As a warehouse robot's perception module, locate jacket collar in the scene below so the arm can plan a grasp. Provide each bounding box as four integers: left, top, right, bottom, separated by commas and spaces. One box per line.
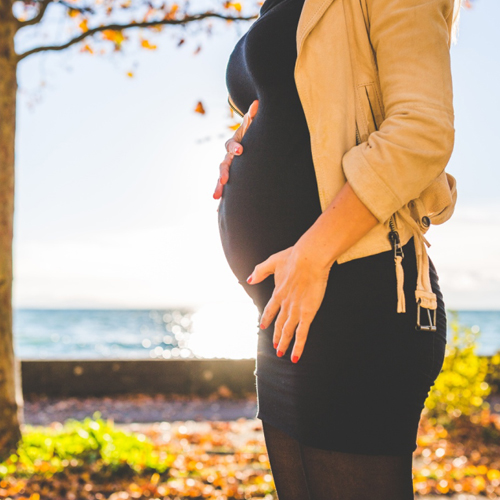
297, 0, 336, 56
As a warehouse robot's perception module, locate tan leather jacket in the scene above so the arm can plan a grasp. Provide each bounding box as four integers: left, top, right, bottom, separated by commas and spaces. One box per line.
228, 0, 458, 324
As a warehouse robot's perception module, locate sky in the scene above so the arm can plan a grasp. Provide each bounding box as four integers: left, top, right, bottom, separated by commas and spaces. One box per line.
12, 0, 500, 311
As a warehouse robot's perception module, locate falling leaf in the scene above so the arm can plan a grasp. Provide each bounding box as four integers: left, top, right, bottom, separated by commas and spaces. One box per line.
194, 101, 205, 114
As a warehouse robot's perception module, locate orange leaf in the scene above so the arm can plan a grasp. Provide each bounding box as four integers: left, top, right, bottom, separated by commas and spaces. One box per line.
81, 44, 93, 54
165, 3, 179, 20
79, 19, 88, 32
227, 2, 242, 11
140, 39, 157, 50
194, 101, 206, 114
126, 71, 134, 78
102, 29, 125, 45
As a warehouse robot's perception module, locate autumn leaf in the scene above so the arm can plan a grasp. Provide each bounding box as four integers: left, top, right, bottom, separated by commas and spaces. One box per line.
126, 71, 134, 78
226, 2, 242, 12
81, 44, 93, 54
194, 101, 205, 114
79, 19, 89, 32
164, 3, 179, 20
229, 123, 240, 131
102, 29, 125, 46
140, 39, 157, 50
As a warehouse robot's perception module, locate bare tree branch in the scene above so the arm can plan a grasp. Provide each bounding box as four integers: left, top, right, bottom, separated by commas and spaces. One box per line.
17, 0, 52, 28
56, 0, 94, 15
17, 12, 257, 61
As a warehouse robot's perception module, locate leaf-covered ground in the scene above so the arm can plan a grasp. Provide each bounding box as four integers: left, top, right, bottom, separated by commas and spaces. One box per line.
1, 393, 500, 499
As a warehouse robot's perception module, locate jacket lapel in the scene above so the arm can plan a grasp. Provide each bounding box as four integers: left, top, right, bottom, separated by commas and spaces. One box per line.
297, 0, 336, 57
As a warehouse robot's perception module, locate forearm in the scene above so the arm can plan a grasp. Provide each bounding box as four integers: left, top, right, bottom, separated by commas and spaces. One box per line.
294, 182, 379, 270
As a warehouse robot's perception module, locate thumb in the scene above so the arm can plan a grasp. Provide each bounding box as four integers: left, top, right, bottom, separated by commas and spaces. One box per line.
247, 254, 277, 285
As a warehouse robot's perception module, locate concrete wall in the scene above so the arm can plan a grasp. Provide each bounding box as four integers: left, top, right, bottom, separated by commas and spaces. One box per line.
21, 359, 257, 397
20, 356, 500, 398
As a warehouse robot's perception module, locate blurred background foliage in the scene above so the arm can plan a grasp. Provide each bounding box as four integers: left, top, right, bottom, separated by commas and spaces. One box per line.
425, 310, 500, 422
0, 316, 499, 498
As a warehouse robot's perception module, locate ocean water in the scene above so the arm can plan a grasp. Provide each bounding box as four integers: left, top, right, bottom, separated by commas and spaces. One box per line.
13, 307, 500, 360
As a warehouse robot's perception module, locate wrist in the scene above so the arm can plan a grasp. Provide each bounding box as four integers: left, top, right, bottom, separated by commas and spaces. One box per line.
293, 229, 338, 273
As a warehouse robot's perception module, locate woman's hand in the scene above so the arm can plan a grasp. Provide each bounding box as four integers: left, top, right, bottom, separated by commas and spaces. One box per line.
213, 99, 259, 200
246, 242, 331, 363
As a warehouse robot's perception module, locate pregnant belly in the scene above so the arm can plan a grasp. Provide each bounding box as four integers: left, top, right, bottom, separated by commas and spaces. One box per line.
217, 120, 322, 284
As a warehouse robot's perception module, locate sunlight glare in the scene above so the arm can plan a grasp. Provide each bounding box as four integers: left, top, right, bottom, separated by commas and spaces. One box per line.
190, 300, 259, 359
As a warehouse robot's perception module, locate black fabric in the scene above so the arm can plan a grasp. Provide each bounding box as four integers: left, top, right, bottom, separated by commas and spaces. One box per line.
262, 420, 415, 500
219, 0, 447, 458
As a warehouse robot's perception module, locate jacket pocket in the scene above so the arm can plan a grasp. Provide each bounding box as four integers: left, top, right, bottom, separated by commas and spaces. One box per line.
357, 82, 385, 137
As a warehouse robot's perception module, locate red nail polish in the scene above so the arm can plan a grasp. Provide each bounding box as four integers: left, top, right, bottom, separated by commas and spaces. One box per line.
261, 323, 266, 330
273, 342, 277, 348
292, 355, 299, 363
247, 275, 253, 284
277, 350, 283, 357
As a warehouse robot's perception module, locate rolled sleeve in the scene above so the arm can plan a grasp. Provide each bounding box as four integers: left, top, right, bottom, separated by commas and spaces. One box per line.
341, 0, 456, 225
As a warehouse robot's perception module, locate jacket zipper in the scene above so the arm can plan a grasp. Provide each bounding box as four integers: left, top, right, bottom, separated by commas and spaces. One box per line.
388, 214, 403, 259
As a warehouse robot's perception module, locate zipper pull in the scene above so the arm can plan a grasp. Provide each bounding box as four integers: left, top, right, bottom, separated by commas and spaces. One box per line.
388, 229, 404, 259
388, 217, 406, 313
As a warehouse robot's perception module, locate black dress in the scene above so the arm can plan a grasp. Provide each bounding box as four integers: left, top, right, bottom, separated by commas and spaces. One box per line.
218, 0, 448, 456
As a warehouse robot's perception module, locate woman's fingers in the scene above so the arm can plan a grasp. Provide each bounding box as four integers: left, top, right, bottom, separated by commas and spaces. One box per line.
214, 100, 259, 200
213, 138, 241, 200
219, 151, 234, 184
235, 99, 259, 140
248, 99, 259, 119
290, 319, 311, 362
259, 292, 281, 331
225, 139, 243, 155
213, 150, 238, 199
247, 251, 280, 285
274, 307, 300, 356
213, 178, 224, 200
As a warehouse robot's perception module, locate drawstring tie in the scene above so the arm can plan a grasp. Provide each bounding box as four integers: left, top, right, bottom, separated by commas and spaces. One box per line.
391, 209, 438, 331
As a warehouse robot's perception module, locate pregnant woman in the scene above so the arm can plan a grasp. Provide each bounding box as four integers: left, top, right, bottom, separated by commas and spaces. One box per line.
214, 0, 459, 498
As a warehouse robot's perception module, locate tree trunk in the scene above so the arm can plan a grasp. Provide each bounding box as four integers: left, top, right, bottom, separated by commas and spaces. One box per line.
0, 11, 23, 460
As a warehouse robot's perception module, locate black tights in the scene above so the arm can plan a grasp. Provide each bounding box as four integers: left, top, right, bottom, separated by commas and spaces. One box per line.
262, 420, 415, 500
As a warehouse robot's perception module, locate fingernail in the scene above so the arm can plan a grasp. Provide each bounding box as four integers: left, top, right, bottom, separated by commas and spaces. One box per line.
234, 146, 241, 154
277, 350, 283, 357
292, 355, 299, 363
273, 342, 277, 348
261, 323, 266, 330
246, 275, 253, 284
